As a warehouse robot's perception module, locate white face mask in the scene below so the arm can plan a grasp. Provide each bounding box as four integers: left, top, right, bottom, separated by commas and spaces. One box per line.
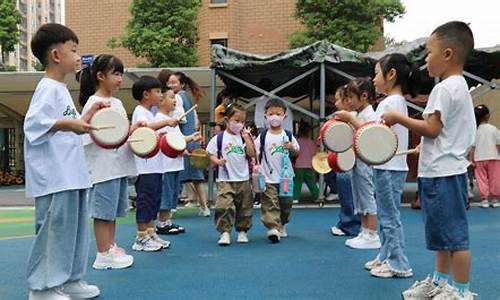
267, 115, 283, 127
228, 120, 244, 134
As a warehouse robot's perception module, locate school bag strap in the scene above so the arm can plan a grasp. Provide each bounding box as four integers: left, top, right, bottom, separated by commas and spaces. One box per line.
215, 131, 224, 179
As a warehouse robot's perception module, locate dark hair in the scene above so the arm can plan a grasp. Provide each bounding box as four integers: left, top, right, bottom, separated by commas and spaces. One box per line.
335, 85, 347, 100
432, 21, 474, 65
216, 88, 228, 106
171, 72, 203, 103
224, 102, 246, 119
264, 98, 287, 113
474, 104, 489, 127
378, 53, 421, 97
346, 78, 376, 102
31, 23, 79, 67
298, 119, 311, 137
78, 54, 124, 107
132, 76, 161, 101
157, 69, 174, 93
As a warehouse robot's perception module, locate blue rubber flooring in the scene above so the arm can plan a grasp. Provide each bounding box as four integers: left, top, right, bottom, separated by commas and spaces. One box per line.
1, 207, 499, 299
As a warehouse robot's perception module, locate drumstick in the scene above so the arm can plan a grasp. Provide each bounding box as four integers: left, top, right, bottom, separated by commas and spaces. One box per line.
128, 138, 144, 143
177, 104, 198, 121
93, 125, 116, 130
395, 148, 419, 156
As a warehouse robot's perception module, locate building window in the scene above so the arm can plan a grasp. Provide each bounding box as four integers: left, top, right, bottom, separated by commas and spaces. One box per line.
211, 39, 228, 48
7, 128, 16, 170
210, 0, 227, 3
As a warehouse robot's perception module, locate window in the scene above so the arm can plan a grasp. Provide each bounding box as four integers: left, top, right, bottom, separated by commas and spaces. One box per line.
211, 39, 228, 48
210, 0, 227, 3
7, 128, 16, 170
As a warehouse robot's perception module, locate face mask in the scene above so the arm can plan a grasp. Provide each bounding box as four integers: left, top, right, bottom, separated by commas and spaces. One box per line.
229, 120, 244, 134
267, 115, 283, 127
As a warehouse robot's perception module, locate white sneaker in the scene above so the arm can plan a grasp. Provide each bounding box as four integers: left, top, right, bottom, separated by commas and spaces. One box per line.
345, 231, 380, 249
199, 207, 211, 217
491, 200, 500, 208
402, 276, 437, 300
325, 193, 338, 201
370, 261, 413, 278
330, 226, 346, 236
150, 234, 171, 249
267, 228, 281, 243
132, 236, 162, 252
364, 257, 382, 270
432, 285, 477, 300
279, 226, 288, 238
218, 232, 231, 246
292, 199, 299, 204
29, 287, 70, 300
237, 231, 249, 243
184, 201, 199, 208
92, 251, 134, 270
61, 280, 100, 299
480, 199, 489, 208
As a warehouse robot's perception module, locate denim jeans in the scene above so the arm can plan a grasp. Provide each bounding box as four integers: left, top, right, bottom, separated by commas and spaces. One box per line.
335, 171, 361, 236
324, 171, 337, 195
374, 169, 411, 272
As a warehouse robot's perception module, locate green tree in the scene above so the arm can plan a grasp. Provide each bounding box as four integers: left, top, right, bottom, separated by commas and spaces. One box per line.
117, 0, 201, 67
290, 0, 405, 52
0, 0, 22, 64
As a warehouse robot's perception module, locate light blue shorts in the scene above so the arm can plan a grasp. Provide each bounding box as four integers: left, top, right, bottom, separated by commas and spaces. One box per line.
90, 177, 129, 221
351, 159, 377, 215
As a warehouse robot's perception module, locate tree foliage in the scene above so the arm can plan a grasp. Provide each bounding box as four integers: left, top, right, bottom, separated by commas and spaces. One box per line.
290, 0, 405, 52
0, 0, 22, 63
119, 0, 201, 67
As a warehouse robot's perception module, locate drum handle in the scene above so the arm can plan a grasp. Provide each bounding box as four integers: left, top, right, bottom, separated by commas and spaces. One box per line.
395, 148, 419, 156
128, 138, 144, 143
177, 104, 198, 122
93, 125, 116, 130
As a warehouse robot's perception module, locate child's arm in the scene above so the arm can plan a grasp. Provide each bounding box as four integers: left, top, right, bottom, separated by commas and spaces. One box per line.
185, 131, 202, 143
468, 147, 475, 166
383, 111, 443, 138
209, 154, 226, 166
242, 127, 256, 158
52, 100, 110, 134
284, 136, 300, 157
147, 118, 179, 131
334, 110, 364, 129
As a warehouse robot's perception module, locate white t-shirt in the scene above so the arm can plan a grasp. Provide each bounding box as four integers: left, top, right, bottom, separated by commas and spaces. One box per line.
474, 123, 500, 161
81, 95, 137, 184
154, 112, 184, 172
357, 104, 376, 123
419, 75, 476, 178
254, 130, 300, 184
24, 78, 92, 198
254, 96, 294, 132
207, 131, 250, 182
374, 95, 409, 171
131, 105, 163, 174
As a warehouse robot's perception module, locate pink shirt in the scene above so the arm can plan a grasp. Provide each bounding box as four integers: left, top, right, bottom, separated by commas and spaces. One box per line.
295, 137, 317, 168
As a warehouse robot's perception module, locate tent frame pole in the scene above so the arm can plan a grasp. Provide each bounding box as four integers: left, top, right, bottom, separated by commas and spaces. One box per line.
208, 68, 217, 202
318, 63, 326, 206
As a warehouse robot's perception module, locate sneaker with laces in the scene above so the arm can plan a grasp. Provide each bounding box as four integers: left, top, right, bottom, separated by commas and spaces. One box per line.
172, 223, 186, 233
199, 207, 211, 217
364, 257, 382, 270
330, 226, 346, 236
237, 231, 248, 243
346, 231, 381, 249
279, 226, 288, 238
267, 228, 281, 243
402, 276, 437, 300
29, 287, 70, 300
184, 201, 199, 208
325, 193, 338, 201
491, 200, 500, 208
432, 285, 477, 300
345, 231, 364, 247
156, 224, 180, 235
150, 234, 170, 249
61, 280, 100, 299
132, 236, 162, 252
370, 261, 413, 278
109, 243, 126, 255
92, 251, 134, 270
218, 232, 231, 246
480, 199, 489, 208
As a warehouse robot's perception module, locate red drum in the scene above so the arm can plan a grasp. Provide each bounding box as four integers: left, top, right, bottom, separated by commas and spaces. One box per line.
353, 122, 398, 165
327, 148, 355, 172
320, 119, 354, 153
159, 132, 186, 158
89, 108, 130, 149
128, 127, 160, 158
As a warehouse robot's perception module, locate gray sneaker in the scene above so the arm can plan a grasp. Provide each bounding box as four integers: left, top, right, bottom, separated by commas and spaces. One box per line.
132, 236, 162, 252
431, 285, 477, 300
402, 276, 437, 300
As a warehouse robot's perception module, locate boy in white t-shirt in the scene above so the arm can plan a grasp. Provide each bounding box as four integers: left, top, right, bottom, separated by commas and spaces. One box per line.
207, 103, 256, 246
254, 99, 299, 243
25, 24, 108, 300
384, 21, 476, 299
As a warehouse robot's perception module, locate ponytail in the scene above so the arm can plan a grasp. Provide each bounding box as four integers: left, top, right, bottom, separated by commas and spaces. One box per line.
378, 53, 422, 97
78, 66, 95, 107
173, 71, 204, 103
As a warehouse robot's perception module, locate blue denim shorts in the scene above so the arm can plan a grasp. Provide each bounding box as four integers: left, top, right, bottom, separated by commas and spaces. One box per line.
418, 173, 469, 251
161, 171, 181, 210
351, 159, 377, 215
90, 177, 129, 221
135, 173, 162, 223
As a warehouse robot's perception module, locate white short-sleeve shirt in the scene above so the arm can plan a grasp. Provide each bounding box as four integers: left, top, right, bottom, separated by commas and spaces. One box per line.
474, 123, 500, 161
254, 130, 300, 184
418, 75, 476, 178
131, 105, 163, 174
206, 131, 250, 182
81, 95, 137, 184
154, 112, 184, 173
24, 78, 92, 198
374, 95, 409, 171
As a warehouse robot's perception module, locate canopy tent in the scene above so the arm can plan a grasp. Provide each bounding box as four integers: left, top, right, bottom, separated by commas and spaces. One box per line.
207, 40, 500, 203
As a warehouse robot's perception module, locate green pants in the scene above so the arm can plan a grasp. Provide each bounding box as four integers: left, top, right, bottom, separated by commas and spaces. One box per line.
293, 168, 319, 200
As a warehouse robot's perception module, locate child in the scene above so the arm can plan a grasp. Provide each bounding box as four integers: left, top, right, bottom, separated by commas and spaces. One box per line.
330, 85, 361, 237
254, 99, 300, 243
25, 23, 107, 300
293, 120, 319, 203
383, 21, 476, 299
335, 78, 381, 249
366, 53, 418, 278
79, 54, 135, 269
154, 87, 201, 235
207, 103, 256, 246
470, 104, 500, 208
131, 76, 178, 252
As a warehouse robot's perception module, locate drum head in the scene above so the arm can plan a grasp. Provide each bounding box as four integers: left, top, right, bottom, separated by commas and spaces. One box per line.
323, 122, 353, 153
337, 148, 355, 171
129, 127, 158, 157
355, 124, 398, 165
166, 132, 187, 151
90, 108, 129, 147
190, 149, 210, 169
312, 152, 331, 174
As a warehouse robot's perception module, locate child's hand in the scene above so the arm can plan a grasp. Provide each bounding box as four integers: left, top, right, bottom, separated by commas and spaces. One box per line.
284, 141, 295, 151
165, 119, 179, 127
334, 110, 354, 123
81, 100, 111, 123
190, 131, 203, 142
130, 121, 147, 132
241, 127, 253, 140
214, 158, 226, 166
381, 111, 402, 126
67, 119, 96, 134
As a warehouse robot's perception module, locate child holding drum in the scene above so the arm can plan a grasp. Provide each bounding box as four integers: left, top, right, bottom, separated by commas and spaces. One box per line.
206, 103, 256, 246
79, 54, 136, 270
335, 78, 381, 249
365, 53, 420, 278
